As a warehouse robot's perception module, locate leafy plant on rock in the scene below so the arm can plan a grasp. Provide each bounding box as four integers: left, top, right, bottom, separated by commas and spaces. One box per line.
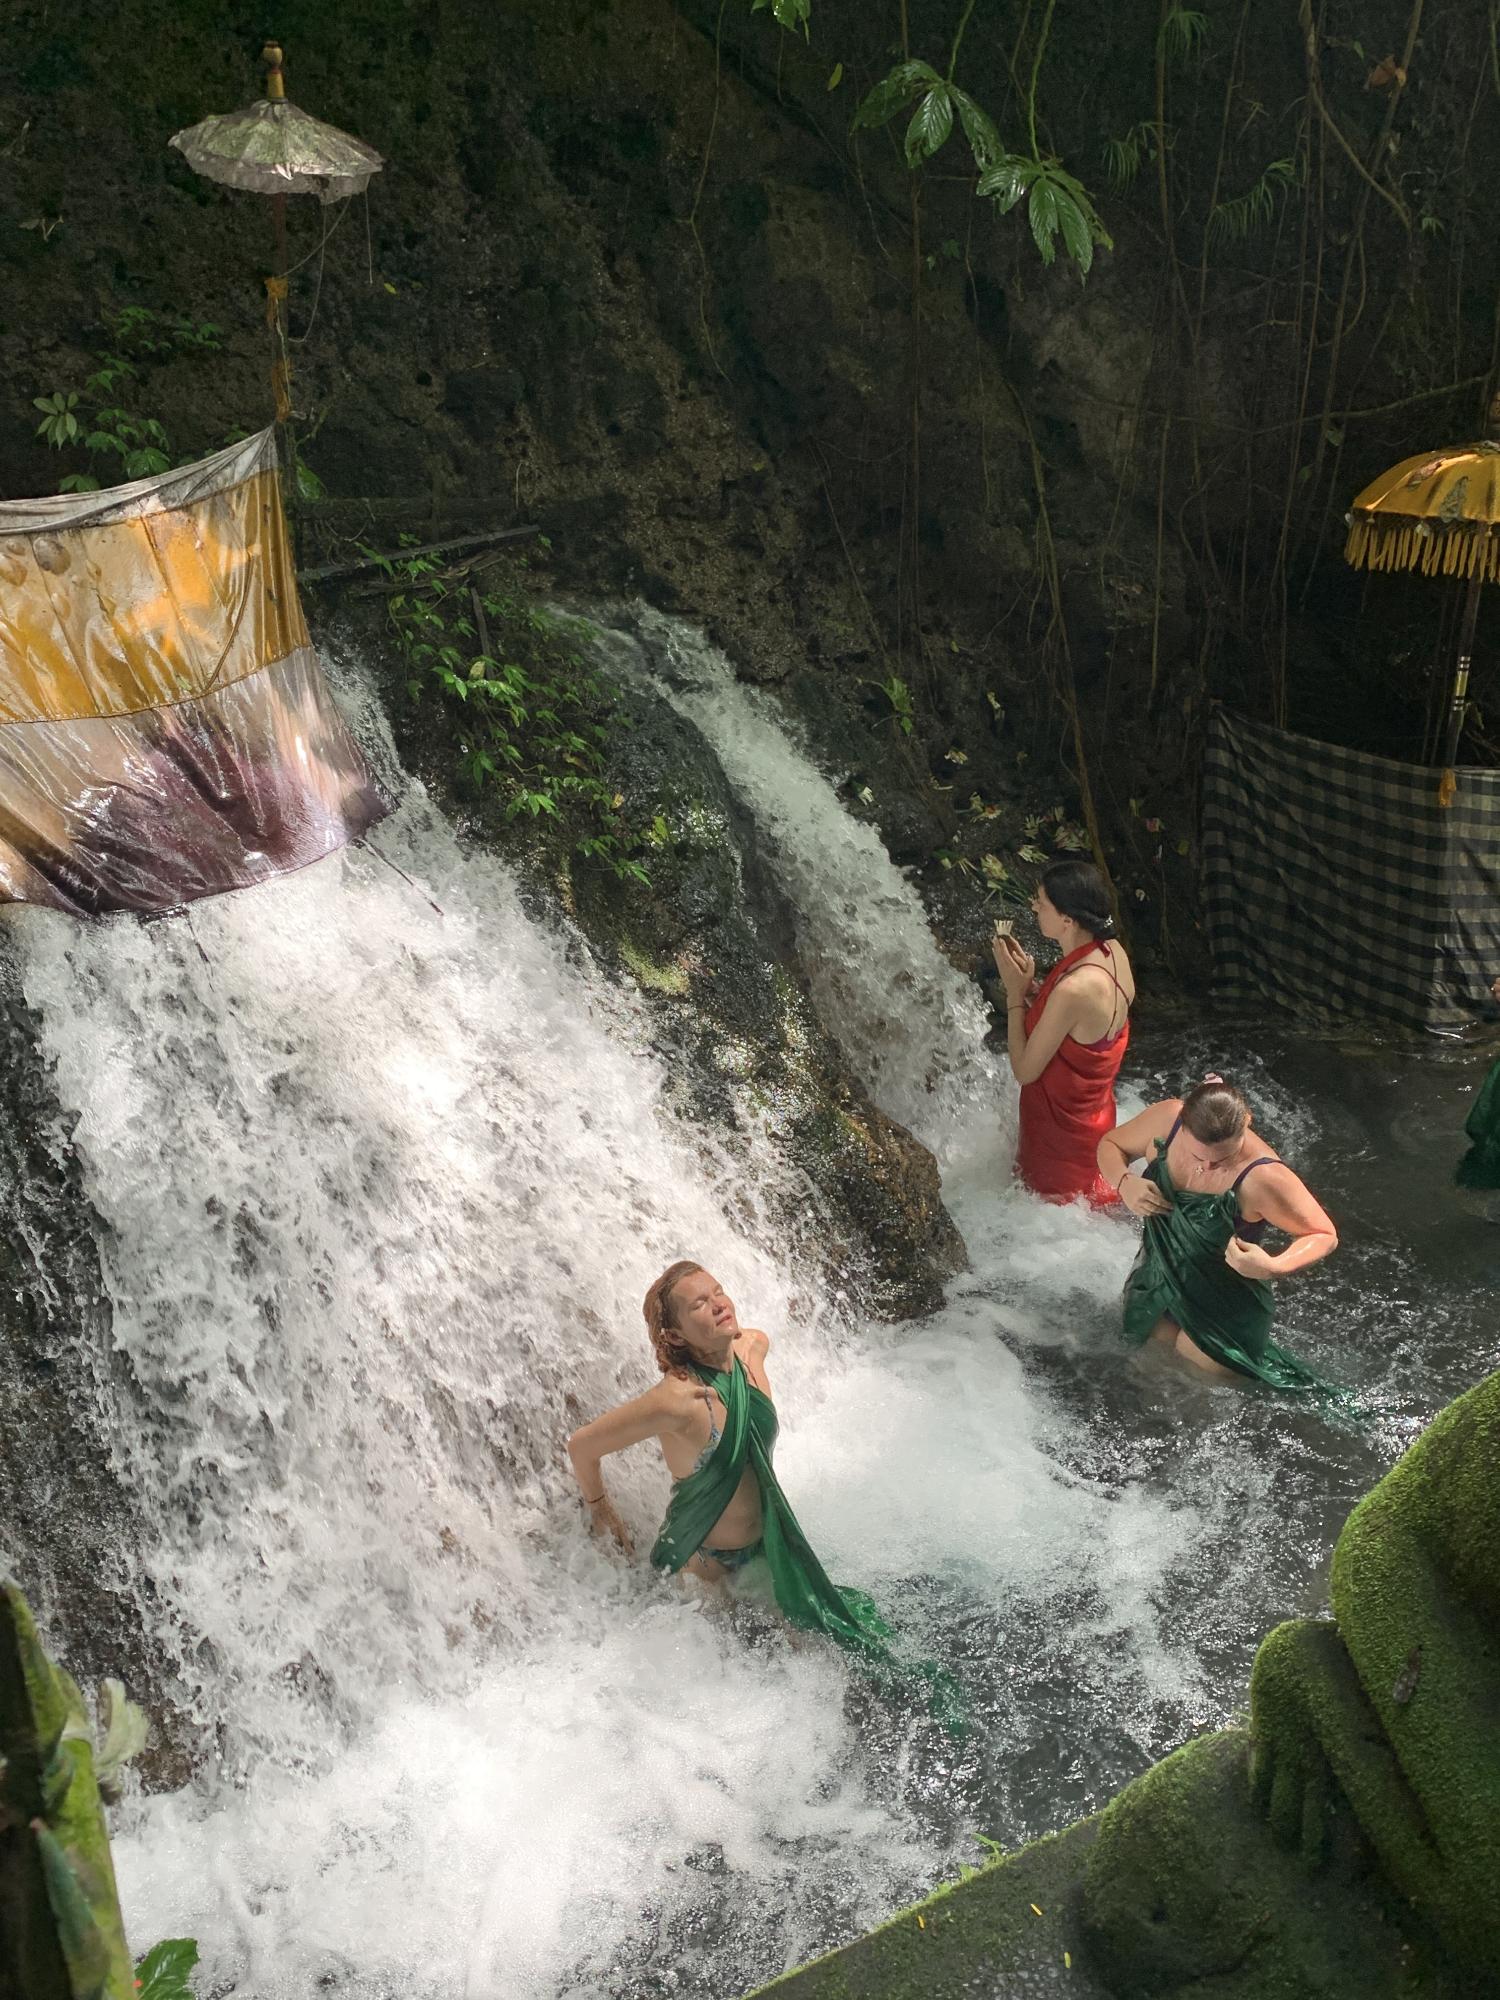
31, 305, 222, 491
373, 545, 649, 884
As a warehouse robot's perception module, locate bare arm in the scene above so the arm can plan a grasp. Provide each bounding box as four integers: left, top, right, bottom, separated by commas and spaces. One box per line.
1008, 976, 1088, 1085
1098, 1099, 1178, 1216
567, 1382, 683, 1552
1225, 1166, 1339, 1281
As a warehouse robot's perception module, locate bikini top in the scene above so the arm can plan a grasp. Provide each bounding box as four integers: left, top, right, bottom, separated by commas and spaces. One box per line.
688, 1400, 722, 1476
1160, 1112, 1278, 1242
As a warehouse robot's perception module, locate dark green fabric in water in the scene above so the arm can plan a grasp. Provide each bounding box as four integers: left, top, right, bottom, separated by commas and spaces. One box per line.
1457, 1057, 1500, 1189
1121, 1138, 1338, 1395
650, 1360, 963, 1727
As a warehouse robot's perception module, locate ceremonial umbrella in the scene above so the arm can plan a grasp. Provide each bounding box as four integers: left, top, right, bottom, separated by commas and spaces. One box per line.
169, 43, 383, 473
1344, 397, 1500, 804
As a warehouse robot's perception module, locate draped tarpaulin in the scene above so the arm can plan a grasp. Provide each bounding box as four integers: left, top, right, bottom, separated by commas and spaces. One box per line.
1202, 706, 1500, 1035
0, 429, 386, 916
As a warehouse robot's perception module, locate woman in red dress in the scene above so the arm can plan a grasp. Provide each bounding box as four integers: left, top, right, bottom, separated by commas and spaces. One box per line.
992, 860, 1135, 1205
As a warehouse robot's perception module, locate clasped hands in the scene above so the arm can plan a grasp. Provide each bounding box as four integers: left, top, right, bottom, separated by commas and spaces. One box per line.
993, 930, 1037, 1002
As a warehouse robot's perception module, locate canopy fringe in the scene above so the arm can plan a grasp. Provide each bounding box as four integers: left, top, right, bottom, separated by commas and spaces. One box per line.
1344, 517, 1500, 583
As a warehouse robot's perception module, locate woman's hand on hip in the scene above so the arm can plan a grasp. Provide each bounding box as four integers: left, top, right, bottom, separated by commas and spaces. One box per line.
1119, 1173, 1171, 1219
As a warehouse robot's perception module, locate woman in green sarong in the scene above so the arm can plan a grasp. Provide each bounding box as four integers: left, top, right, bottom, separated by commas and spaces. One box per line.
1097, 1080, 1340, 1389
566, 1261, 905, 1667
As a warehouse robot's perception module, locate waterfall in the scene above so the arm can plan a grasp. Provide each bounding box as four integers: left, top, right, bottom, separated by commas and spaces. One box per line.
591, 606, 1008, 1176
3, 622, 1349, 1998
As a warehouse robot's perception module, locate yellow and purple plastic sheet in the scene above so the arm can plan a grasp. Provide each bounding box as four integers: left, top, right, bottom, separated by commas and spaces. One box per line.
0, 430, 386, 915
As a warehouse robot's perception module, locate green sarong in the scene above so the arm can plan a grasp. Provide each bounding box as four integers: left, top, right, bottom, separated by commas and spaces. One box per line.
650, 1360, 963, 1725
1457, 1057, 1500, 1189
1121, 1137, 1335, 1394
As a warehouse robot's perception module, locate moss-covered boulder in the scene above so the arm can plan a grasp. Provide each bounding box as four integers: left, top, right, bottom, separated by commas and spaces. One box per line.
1245, 1371, 1500, 1977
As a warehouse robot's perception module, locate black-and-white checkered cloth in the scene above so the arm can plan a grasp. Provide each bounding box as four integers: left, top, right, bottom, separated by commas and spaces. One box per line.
1202, 705, 1500, 1034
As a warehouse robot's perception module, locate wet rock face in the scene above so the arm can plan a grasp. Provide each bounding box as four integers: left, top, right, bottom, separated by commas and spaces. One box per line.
568, 676, 967, 1321
0, 966, 195, 1787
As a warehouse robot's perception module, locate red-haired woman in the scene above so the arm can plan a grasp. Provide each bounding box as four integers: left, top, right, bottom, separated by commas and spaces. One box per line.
567, 1261, 900, 1662
992, 859, 1135, 1205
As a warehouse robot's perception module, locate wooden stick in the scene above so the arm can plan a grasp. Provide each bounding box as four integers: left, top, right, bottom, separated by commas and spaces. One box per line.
300, 523, 541, 585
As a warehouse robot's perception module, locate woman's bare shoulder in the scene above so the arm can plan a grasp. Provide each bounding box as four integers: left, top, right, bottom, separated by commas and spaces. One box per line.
737, 1326, 771, 1356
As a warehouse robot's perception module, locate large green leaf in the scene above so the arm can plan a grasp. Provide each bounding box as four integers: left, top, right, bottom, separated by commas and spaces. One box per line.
135, 1939, 200, 2000
904, 86, 954, 167
1053, 186, 1094, 275
850, 59, 940, 133
950, 87, 1002, 172
1027, 177, 1063, 264
977, 153, 1038, 214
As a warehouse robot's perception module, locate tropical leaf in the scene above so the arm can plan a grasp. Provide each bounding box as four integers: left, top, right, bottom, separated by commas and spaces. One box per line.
1054, 188, 1094, 274
135, 1938, 200, 2000
1159, 5, 1209, 61
1206, 157, 1299, 245
851, 59, 941, 133
1102, 121, 1156, 189
905, 85, 954, 167
950, 86, 1002, 171
1028, 177, 1063, 264
977, 153, 1038, 213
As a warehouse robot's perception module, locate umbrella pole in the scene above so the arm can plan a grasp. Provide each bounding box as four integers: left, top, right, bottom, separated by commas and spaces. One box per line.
261, 43, 299, 514
1437, 571, 1483, 807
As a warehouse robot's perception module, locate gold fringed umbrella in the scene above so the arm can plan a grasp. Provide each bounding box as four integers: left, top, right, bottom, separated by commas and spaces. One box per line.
1344, 403, 1500, 805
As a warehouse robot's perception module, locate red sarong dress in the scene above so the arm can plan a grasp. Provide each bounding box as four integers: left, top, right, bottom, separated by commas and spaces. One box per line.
1015, 940, 1130, 1206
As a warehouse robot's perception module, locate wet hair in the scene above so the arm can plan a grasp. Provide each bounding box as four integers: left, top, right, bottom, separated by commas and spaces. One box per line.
1039, 859, 1115, 940
1180, 1079, 1250, 1145
643, 1260, 706, 1377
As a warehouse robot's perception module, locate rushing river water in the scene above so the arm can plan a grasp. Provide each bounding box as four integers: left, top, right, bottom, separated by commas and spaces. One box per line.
5, 615, 1497, 1998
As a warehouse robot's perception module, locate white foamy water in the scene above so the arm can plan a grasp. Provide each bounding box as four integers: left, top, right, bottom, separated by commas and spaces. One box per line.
592, 606, 1008, 1176
5, 624, 1319, 1998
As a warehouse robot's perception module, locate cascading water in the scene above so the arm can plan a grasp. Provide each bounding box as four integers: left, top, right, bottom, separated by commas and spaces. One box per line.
589, 606, 1007, 1180
3, 618, 1480, 1997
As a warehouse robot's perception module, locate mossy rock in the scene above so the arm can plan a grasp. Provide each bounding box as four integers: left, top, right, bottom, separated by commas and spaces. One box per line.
749, 1818, 1105, 1999
1080, 1729, 1434, 1997
1247, 1370, 1500, 1979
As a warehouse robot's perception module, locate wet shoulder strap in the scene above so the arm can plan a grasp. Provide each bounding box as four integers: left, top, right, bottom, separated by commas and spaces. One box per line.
1231, 1155, 1280, 1198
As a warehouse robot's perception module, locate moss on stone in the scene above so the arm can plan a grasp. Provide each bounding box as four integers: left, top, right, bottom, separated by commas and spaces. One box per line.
749, 1819, 1103, 1999
618, 936, 691, 995
1081, 1728, 1435, 1998
1326, 1370, 1500, 1974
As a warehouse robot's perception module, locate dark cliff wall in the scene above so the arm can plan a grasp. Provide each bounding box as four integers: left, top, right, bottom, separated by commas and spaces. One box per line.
2, 0, 1497, 952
